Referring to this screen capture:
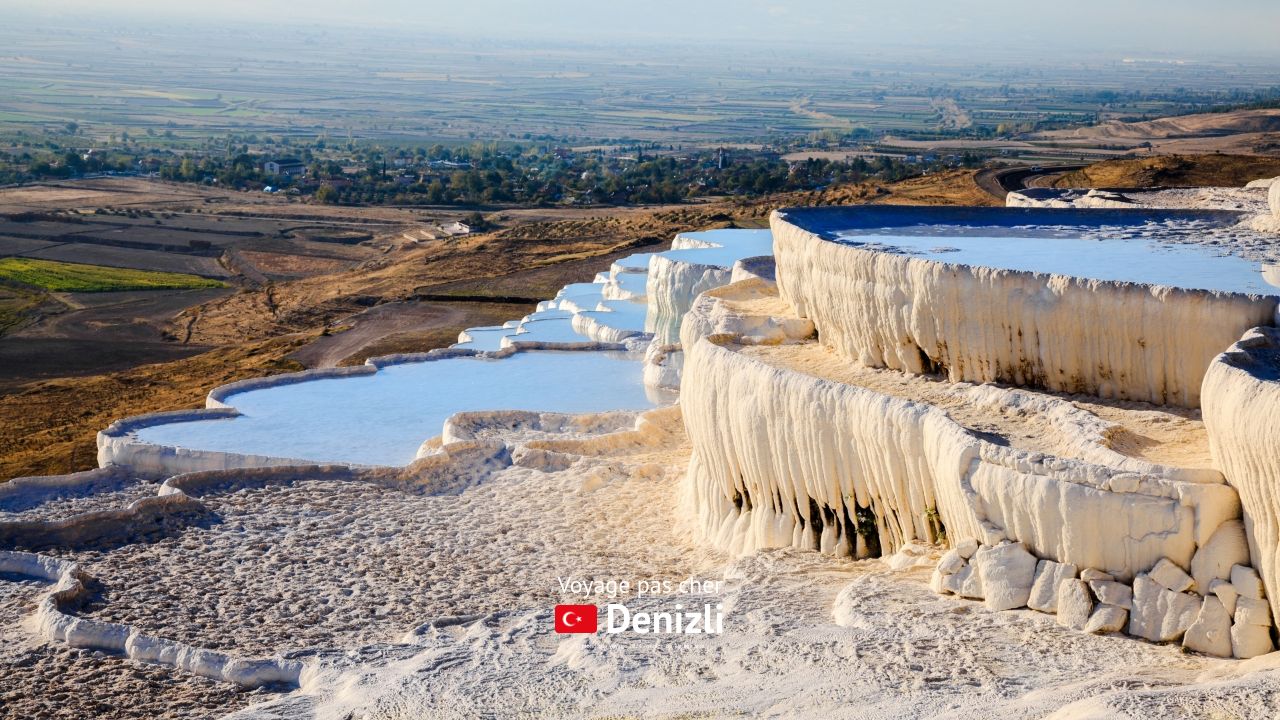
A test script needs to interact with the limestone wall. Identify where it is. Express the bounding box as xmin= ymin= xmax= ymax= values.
xmin=95 ymin=408 xmax=321 ymax=475
xmin=681 ymin=338 xmax=1238 ymax=578
xmin=645 ymin=253 xmax=735 ymax=346
xmin=770 ymin=209 xmax=1277 ymax=407
xmin=1203 ymin=327 xmax=1280 ymax=625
